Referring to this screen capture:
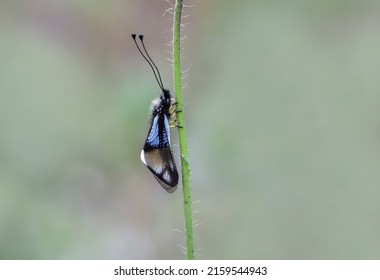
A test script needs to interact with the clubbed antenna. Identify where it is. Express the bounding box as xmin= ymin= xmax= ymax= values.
xmin=131 ymin=34 xmax=165 ymax=90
